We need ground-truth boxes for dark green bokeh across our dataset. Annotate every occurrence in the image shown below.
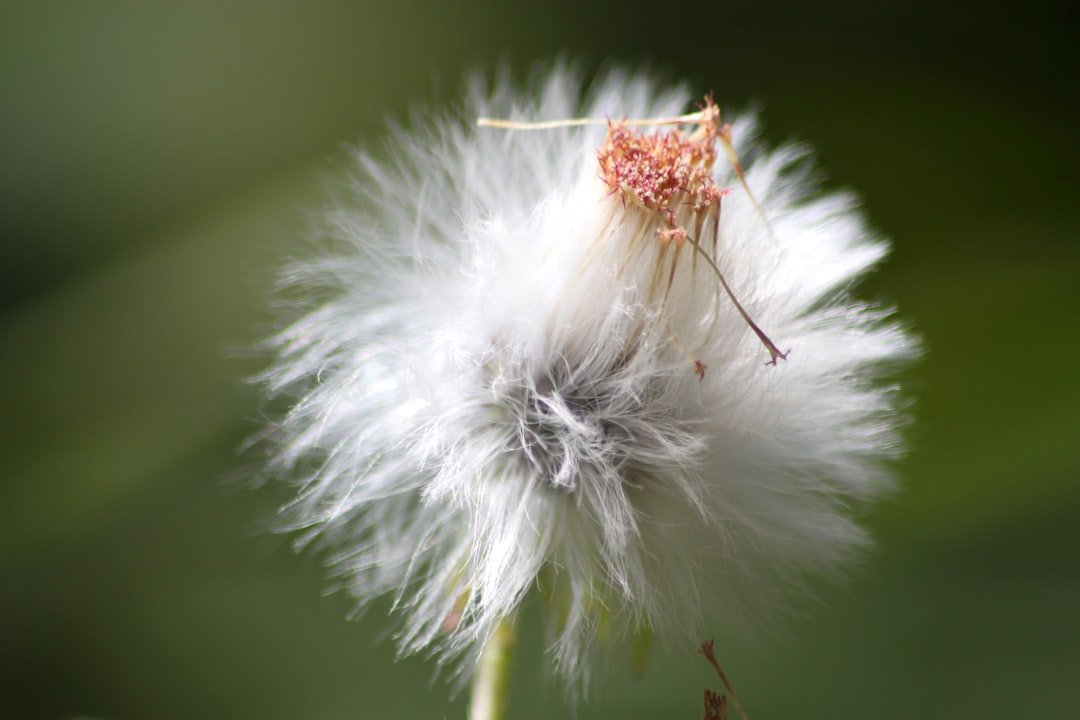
[2,2,1077,718]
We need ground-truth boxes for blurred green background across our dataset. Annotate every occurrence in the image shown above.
[2,2,1077,718]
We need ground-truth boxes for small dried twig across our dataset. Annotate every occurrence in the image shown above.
[477,111,708,130]
[699,640,750,720]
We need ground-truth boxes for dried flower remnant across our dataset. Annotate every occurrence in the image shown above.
[594,99,789,367]
[703,689,729,720]
[699,640,749,720]
[483,99,788,370]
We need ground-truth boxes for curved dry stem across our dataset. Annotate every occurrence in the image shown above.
[700,640,750,720]
[716,128,774,238]
[477,111,707,131]
[684,234,788,365]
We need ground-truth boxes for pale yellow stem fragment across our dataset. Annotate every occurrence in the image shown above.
[477,111,706,131]
[468,617,517,720]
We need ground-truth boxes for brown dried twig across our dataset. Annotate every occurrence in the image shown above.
[699,640,749,720]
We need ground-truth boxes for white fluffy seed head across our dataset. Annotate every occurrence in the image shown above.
[259,65,918,689]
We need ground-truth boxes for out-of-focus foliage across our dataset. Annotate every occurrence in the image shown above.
[2,2,1077,718]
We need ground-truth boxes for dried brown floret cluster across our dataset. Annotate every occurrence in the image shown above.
[597,98,728,240]
[596,99,788,367]
[478,98,787,368]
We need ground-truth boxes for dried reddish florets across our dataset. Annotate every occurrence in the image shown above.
[595,99,790,367]
[597,98,726,232]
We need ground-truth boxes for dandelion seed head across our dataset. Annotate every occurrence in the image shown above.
[258,65,918,689]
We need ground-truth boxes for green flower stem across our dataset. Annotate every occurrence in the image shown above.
[468,617,516,720]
